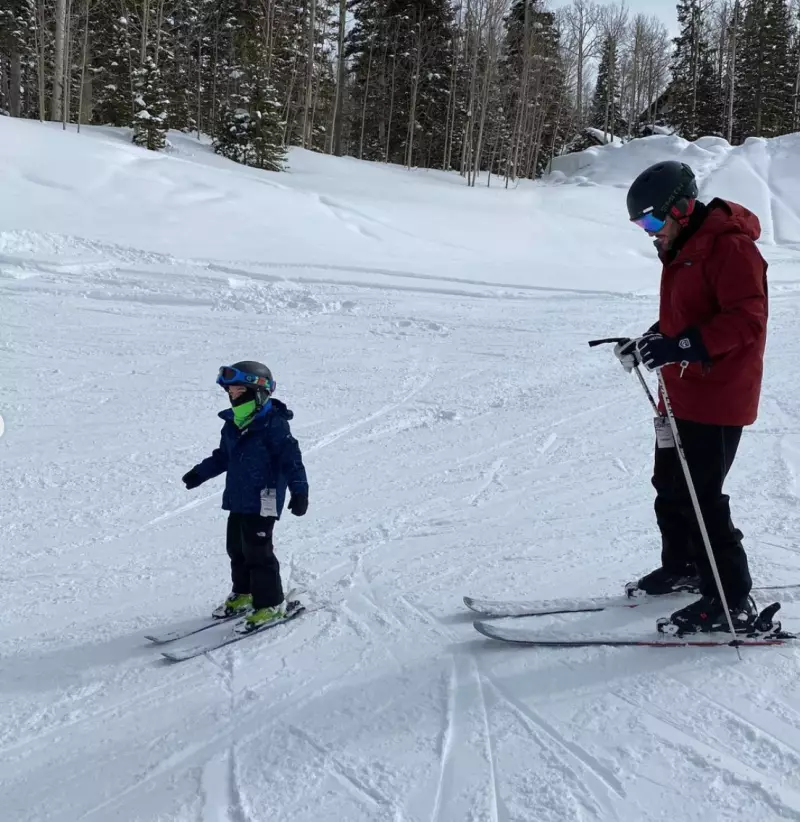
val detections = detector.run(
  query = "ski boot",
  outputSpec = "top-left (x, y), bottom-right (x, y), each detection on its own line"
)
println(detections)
top-left (625, 565), bottom-right (700, 599)
top-left (657, 594), bottom-right (757, 636)
top-left (234, 601), bottom-right (287, 634)
top-left (212, 591), bottom-right (253, 619)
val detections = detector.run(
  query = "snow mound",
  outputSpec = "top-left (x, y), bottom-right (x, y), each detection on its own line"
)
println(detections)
top-left (548, 132), bottom-right (800, 246)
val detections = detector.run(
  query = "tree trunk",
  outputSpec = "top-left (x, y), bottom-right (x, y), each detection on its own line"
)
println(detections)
top-left (9, 52), bottom-right (22, 118)
top-left (197, 39), bottom-right (202, 137)
top-left (302, 0), bottom-right (317, 148)
top-left (442, 28), bottom-right (459, 170)
top-left (35, 0), bottom-right (46, 120)
top-left (405, 22), bottom-right (423, 170)
top-left (154, 0), bottom-right (166, 64)
top-left (332, 0), bottom-right (346, 155)
top-left (359, 42), bottom-right (373, 160)
top-left (385, 46), bottom-right (398, 162)
top-left (795, 23), bottom-right (800, 131)
top-left (727, 0), bottom-right (738, 143)
top-left (77, 0), bottom-right (90, 131)
top-left (52, 0), bottom-right (67, 121)
top-left (63, 0), bottom-right (74, 129)
top-left (140, 0), bottom-right (150, 65)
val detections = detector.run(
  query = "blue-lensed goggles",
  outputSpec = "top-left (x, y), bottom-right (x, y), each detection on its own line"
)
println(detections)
top-left (217, 366), bottom-right (275, 393)
top-left (632, 211), bottom-right (666, 233)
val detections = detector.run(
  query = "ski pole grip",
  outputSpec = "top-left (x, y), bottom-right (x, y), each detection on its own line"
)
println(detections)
top-left (588, 337), bottom-right (630, 348)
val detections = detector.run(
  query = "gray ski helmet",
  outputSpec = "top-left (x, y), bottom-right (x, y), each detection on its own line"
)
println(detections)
top-left (226, 360), bottom-right (275, 407)
top-left (627, 161), bottom-right (698, 223)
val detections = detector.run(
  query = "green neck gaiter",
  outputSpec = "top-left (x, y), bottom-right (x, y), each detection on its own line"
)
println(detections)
top-left (232, 399), bottom-right (257, 429)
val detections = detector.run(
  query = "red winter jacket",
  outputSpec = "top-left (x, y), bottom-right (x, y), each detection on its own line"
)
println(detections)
top-left (657, 199), bottom-right (768, 427)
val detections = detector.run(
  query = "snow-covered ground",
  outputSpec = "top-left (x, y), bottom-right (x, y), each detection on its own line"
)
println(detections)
top-left (3, 119), bottom-right (800, 822)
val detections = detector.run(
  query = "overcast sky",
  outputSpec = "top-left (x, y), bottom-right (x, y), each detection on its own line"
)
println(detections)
top-left (549, 0), bottom-right (680, 36)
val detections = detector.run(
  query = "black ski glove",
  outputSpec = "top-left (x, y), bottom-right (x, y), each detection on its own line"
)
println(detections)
top-left (636, 328), bottom-right (709, 372)
top-left (288, 494), bottom-right (308, 517)
top-left (182, 469), bottom-right (203, 490)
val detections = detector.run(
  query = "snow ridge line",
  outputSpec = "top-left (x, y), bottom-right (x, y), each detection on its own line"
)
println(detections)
top-left (472, 655), bottom-right (506, 822)
top-left (287, 724), bottom-right (388, 811)
top-left (430, 658), bottom-right (457, 822)
top-left (485, 675), bottom-right (626, 810)
top-left (613, 687), bottom-right (800, 819)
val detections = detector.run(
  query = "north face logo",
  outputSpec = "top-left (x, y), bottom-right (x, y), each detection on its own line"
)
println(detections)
top-left (679, 338), bottom-right (691, 349)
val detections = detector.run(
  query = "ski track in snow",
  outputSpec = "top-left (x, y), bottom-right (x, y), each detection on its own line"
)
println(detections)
top-left (4, 120), bottom-right (800, 822)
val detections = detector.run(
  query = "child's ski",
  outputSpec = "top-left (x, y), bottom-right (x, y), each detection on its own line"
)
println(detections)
top-left (145, 587), bottom-right (305, 644)
top-left (161, 599), bottom-right (310, 662)
top-left (463, 583), bottom-right (800, 619)
top-left (145, 614), bottom-right (239, 644)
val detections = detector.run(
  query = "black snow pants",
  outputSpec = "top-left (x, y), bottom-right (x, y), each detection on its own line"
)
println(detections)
top-left (226, 512), bottom-right (284, 609)
top-left (653, 418), bottom-right (752, 604)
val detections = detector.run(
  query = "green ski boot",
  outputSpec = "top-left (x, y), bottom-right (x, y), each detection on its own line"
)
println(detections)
top-left (234, 601), bottom-right (286, 634)
top-left (212, 592), bottom-right (253, 619)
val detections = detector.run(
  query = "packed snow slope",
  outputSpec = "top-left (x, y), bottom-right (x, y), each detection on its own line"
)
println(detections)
top-left (3, 118), bottom-right (800, 822)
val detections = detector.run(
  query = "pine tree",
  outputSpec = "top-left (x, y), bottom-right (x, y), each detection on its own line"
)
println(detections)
top-left (91, 2), bottom-right (136, 126)
top-left (591, 35), bottom-right (625, 139)
top-left (132, 56), bottom-right (169, 150)
top-left (212, 1), bottom-right (286, 171)
top-left (695, 45), bottom-right (722, 137)
top-left (761, 0), bottom-right (794, 136)
top-left (734, 0), bottom-right (794, 140)
top-left (346, 0), bottom-right (454, 167)
top-left (0, 0), bottom-right (36, 117)
top-left (670, 0), bottom-right (718, 141)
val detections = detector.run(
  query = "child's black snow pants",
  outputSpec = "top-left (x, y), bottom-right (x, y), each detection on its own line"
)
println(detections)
top-left (226, 513), bottom-right (283, 608)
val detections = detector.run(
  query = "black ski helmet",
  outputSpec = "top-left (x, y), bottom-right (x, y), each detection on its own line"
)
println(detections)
top-left (627, 161), bottom-right (699, 224)
top-left (221, 360), bottom-right (275, 407)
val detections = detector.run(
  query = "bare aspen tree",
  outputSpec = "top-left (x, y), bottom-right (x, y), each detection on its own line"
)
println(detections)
top-left (469, 0), bottom-right (503, 186)
top-left (564, 0), bottom-right (600, 127)
top-left (77, 0), bottom-right (90, 131)
top-left (795, 1), bottom-right (800, 131)
top-left (34, 0), bottom-right (46, 120)
top-left (598, 2), bottom-right (628, 141)
top-left (62, 0), bottom-right (74, 129)
top-left (302, 0), bottom-right (317, 147)
top-left (385, 27), bottom-right (400, 163)
top-left (332, 0), bottom-right (346, 155)
top-left (52, 0), bottom-right (67, 120)
top-left (154, 0), bottom-right (166, 65)
top-left (405, 14), bottom-right (425, 169)
top-left (140, 0), bottom-right (150, 64)
top-left (359, 40), bottom-right (373, 160)
top-left (728, 0), bottom-right (739, 142)
top-left (460, 0), bottom-right (481, 178)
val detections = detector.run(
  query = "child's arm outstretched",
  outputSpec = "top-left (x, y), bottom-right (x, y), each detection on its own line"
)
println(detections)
top-left (182, 435), bottom-right (229, 489)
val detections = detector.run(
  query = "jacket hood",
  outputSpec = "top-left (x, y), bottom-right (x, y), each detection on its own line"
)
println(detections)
top-left (218, 398), bottom-right (294, 424)
top-left (702, 198), bottom-right (762, 242)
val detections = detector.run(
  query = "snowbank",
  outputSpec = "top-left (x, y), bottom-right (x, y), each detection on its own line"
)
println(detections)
top-left (548, 131), bottom-right (800, 246)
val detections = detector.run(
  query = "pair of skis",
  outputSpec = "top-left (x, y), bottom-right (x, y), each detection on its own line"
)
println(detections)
top-left (466, 584), bottom-right (799, 647)
top-left (145, 591), bottom-right (311, 662)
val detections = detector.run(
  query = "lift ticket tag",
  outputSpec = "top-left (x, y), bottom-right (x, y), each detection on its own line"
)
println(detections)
top-left (654, 416), bottom-right (675, 449)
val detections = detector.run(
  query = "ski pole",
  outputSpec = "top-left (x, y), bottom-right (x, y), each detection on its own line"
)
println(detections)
top-left (589, 337), bottom-right (743, 656)
top-left (587, 337), bottom-right (660, 415)
top-left (656, 370), bottom-right (742, 658)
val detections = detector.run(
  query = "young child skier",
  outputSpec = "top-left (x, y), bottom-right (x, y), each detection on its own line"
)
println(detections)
top-left (181, 361), bottom-right (309, 634)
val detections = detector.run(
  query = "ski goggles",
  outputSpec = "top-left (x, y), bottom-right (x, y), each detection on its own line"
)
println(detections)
top-left (631, 211), bottom-right (666, 233)
top-left (216, 366), bottom-right (275, 392)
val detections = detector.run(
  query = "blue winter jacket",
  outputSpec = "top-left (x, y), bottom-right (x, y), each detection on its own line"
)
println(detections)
top-left (191, 399), bottom-right (308, 517)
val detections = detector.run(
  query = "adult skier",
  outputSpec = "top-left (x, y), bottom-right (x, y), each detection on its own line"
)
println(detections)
top-left (181, 361), bottom-right (309, 633)
top-left (616, 160), bottom-right (768, 633)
